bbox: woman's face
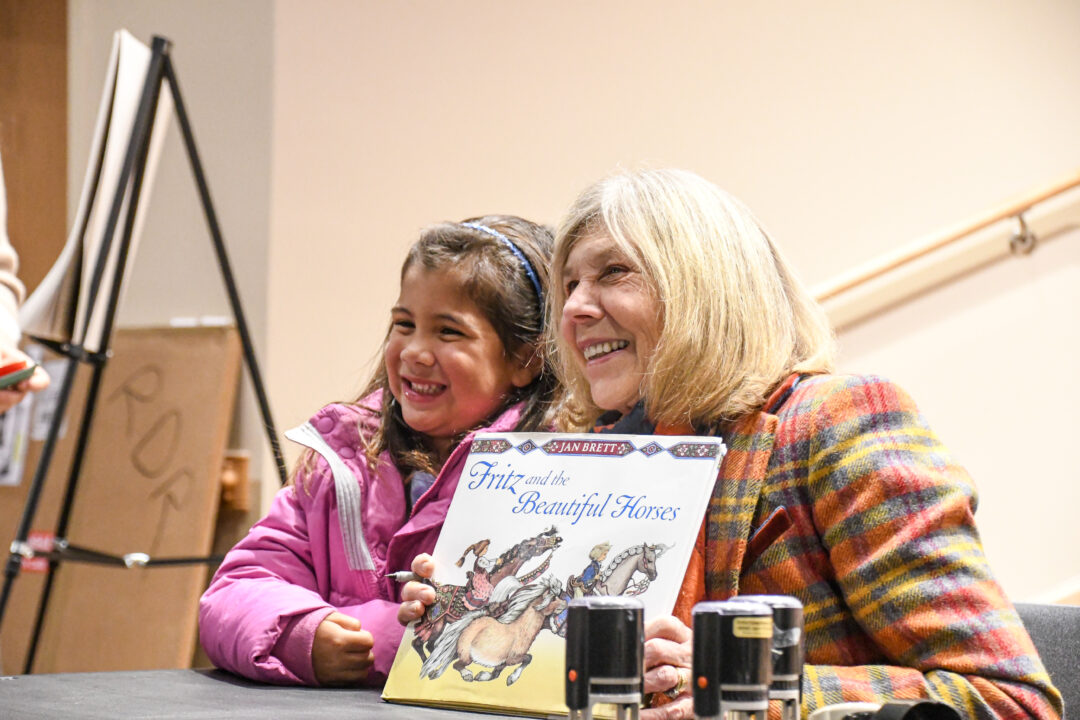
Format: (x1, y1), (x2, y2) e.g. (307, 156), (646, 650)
(559, 232), (663, 416)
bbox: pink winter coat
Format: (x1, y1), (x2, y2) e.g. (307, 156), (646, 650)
(198, 392), (525, 686)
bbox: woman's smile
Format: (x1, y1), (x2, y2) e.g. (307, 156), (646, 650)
(581, 339), (630, 361)
(560, 233), (662, 415)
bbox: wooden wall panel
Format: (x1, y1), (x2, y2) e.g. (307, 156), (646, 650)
(0, 0), (67, 295)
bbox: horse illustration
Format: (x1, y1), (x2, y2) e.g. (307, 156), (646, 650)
(593, 542), (668, 596)
(548, 541), (671, 637)
(412, 527), (562, 661)
(420, 576), (565, 686)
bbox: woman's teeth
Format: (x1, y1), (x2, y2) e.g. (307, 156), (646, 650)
(583, 340), (629, 361)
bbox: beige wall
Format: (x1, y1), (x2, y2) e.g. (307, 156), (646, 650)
(267, 1), (1080, 600)
(66, 1), (1080, 601)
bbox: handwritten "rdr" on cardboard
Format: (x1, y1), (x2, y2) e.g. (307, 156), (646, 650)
(107, 364), (194, 554)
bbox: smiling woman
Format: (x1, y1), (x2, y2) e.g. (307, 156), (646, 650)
(558, 233), (662, 415)
(550, 169), (834, 433)
(545, 169), (1063, 720)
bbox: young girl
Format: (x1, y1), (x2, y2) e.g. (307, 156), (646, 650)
(199, 215), (557, 687)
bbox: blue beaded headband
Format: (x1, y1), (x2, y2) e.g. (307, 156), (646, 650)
(461, 222), (545, 315)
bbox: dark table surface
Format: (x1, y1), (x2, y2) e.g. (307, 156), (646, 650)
(0, 668), (522, 719)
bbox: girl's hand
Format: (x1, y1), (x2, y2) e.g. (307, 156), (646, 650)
(396, 553), (436, 625)
(311, 611), (374, 686)
(642, 615), (694, 720)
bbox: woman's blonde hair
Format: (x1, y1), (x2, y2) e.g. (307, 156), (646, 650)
(550, 168), (835, 431)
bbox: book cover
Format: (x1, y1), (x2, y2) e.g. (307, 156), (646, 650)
(382, 431), (725, 717)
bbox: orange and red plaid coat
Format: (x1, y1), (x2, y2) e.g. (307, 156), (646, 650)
(672, 374), (1061, 720)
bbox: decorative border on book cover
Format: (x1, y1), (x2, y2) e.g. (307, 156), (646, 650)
(472, 436), (720, 460)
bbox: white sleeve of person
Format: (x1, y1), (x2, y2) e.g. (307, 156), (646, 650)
(0, 150), (26, 348)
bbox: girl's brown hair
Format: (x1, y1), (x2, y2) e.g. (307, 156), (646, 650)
(360, 215), (558, 478)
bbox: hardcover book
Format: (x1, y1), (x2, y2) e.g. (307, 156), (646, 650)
(382, 431), (726, 717)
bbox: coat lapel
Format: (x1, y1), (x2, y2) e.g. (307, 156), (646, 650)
(704, 409), (777, 600)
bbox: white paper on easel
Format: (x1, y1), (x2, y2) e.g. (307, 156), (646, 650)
(28, 358), (70, 442)
(0, 393), (33, 487)
(19, 29), (173, 354)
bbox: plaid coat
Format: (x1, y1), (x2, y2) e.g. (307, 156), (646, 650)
(698, 373), (1061, 719)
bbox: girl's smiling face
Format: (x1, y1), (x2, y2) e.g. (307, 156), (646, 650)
(559, 233), (663, 416)
(386, 265), (534, 460)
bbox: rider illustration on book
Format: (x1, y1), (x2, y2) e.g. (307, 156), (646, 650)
(565, 541), (611, 599)
(411, 527), (562, 662)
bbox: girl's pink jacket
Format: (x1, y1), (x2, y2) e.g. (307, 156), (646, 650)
(198, 393), (524, 686)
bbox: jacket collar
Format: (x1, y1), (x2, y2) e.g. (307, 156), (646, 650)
(593, 402), (694, 436)
(704, 374), (801, 599)
(704, 409), (777, 599)
(595, 402), (653, 434)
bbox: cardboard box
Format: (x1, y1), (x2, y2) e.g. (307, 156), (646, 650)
(0, 326), (240, 673)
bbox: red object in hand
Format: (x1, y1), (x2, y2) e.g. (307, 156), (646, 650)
(0, 360), (28, 376)
(0, 359), (35, 389)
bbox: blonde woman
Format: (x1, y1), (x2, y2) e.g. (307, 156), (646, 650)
(549, 169), (1060, 720)
(401, 169), (1060, 719)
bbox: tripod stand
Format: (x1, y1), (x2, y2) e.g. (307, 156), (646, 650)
(0, 35), (287, 673)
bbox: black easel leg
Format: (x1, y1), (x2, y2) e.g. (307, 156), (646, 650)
(0, 355), (80, 631)
(22, 361), (108, 673)
(162, 50), (288, 487)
